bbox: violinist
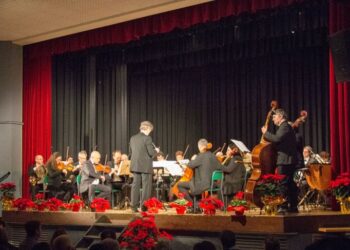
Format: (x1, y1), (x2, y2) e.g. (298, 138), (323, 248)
(217, 144), (246, 203)
(80, 151), (111, 203)
(28, 155), (46, 199)
(178, 138), (221, 213)
(73, 151), (88, 175)
(108, 150), (124, 207)
(261, 109), (298, 213)
(46, 152), (73, 200)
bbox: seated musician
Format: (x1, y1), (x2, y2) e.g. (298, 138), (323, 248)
(120, 154), (132, 207)
(108, 150), (124, 207)
(178, 138), (221, 213)
(319, 151), (331, 163)
(303, 146), (317, 166)
(46, 152), (74, 201)
(28, 155), (46, 199)
(73, 150), (88, 175)
(219, 144), (246, 202)
(80, 151), (111, 204)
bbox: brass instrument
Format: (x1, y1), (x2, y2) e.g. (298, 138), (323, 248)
(29, 165), (46, 186)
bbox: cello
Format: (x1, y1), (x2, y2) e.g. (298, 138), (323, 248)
(171, 145), (193, 198)
(245, 100), (278, 207)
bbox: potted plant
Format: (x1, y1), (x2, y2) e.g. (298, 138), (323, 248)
(33, 193), (48, 211)
(45, 197), (65, 211)
(198, 196), (224, 215)
(119, 213), (172, 249)
(69, 194), (84, 212)
(12, 197), (36, 211)
(0, 182), (16, 211)
(330, 173), (350, 213)
(90, 197), (110, 212)
(227, 191), (249, 215)
(255, 174), (286, 215)
(143, 197), (164, 214)
(169, 193), (192, 214)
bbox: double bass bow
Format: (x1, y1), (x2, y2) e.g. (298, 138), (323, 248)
(246, 100), (279, 207)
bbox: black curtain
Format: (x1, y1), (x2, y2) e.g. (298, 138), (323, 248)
(52, 0), (329, 160)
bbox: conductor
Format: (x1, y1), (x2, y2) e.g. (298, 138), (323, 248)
(129, 121), (159, 212)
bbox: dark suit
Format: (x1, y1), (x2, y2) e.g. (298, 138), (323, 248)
(264, 120), (299, 210)
(222, 155), (246, 196)
(178, 151), (220, 208)
(80, 160), (111, 202)
(129, 132), (157, 209)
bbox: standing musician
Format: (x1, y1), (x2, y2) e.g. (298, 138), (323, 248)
(261, 109), (299, 213)
(80, 151), (111, 203)
(129, 121), (159, 212)
(28, 155), (46, 199)
(178, 138), (221, 213)
(46, 152), (74, 201)
(218, 144), (246, 202)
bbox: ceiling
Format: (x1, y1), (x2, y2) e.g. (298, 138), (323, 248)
(0, 0), (212, 45)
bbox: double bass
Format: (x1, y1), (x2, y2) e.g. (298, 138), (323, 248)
(245, 100), (278, 207)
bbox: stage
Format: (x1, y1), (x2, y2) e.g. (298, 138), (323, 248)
(2, 208), (350, 250)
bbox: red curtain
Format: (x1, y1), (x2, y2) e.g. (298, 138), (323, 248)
(22, 0), (305, 196)
(329, 0), (350, 175)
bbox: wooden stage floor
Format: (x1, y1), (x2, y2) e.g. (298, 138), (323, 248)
(3, 208), (350, 234)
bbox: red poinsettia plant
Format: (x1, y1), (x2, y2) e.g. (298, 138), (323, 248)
(13, 197), (36, 211)
(0, 182), (16, 199)
(119, 213), (172, 249)
(90, 198), (110, 212)
(33, 193), (48, 211)
(199, 196), (224, 215)
(227, 191), (249, 215)
(169, 193), (192, 215)
(143, 197), (164, 213)
(255, 174), (286, 197)
(45, 197), (66, 211)
(330, 173), (350, 199)
(69, 194), (84, 211)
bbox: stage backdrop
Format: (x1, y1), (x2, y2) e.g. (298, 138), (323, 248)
(52, 1), (329, 162)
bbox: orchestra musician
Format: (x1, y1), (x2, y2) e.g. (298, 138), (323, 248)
(28, 155), (46, 199)
(73, 150), (88, 175)
(261, 109), (299, 213)
(319, 151), (331, 163)
(129, 121), (159, 212)
(178, 138), (221, 213)
(46, 152), (74, 201)
(80, 151), (111, 203)
(108, 150), (124, 207)
(303, 146), (317, 166)
(218, 144), (246, 203)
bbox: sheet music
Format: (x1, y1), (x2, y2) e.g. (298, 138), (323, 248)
(153, 161), (184, 176)
(231, 139), (250, 153)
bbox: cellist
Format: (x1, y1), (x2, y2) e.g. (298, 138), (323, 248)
(178, 138), (221, 213)
(261, 109), (298, 213)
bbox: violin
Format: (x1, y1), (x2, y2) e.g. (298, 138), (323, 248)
(94, 164), (111, 174)
(57, 161), (74, 172)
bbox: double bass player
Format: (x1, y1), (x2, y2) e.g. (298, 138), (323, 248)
(261, 109), (299, 213)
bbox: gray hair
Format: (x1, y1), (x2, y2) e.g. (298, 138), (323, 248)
(304, 146), (313, 153)
(274, 109), (288, 120)
(198, 138), (208, 148)
(140, 121), (154, 131)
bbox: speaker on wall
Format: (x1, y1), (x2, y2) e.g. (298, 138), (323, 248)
(329, 28), (350, 83)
